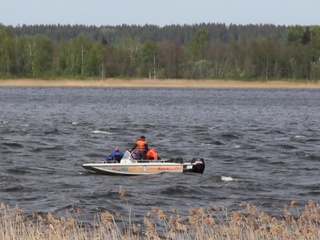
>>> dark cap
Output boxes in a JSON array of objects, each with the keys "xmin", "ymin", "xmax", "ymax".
[{"xmin": 140, "ymin": 135, "xmax": 145, "ymax": 139}]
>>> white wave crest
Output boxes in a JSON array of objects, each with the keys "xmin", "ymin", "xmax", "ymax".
[
  {"xmin": 294, "ymin": 135, "xmax": 304, "ymax": 139},
  {"xmin": 201, "ymin": 143, "xmax": 213, "ymax": 146},
  {"xmin": 221, "ymin": 176, "xmax": 236, "ymax": 182},
  {"xmin": 92, "ymin": 130, "xmax": 113, "ymax": 135}
]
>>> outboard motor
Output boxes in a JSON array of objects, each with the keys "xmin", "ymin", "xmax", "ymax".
[{"xmin": 191, "ymin": 158, "xmax": 205, "ymax": 174}]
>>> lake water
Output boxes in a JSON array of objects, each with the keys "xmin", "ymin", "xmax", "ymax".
[{"xmin": 1, "ymin": 87, "xmax": 320, "ymax": 223}]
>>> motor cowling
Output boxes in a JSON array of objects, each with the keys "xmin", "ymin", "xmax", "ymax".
[{"xmin": 191, "ymin": 158, "xmax": 205, "ymax": 174}]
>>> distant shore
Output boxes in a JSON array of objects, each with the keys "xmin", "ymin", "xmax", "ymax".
[{"xmin": 1, "ymin": 79, "xmax": 320, "ymax": 89}]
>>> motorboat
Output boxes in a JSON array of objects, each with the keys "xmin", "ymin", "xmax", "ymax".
[{"xmin": 82, "ymin": 151, "xmax": 205, "ymax": 176}]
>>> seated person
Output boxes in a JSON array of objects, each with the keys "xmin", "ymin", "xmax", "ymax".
[
  {"xmin": 130, "ymin": 136, "xmax": 148, "ymax": 160},
  {"xmin": 104, "ymin": 147, "xmax": 124, "ymax": 162},
  {"xmin": 146, "ymin": 148, "xmax": 160, "ymax": 160}
]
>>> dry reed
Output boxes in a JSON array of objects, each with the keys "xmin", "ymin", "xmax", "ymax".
[{"xmin": 1, "ymin": 196, "xmax": 320, "ymax": 239}]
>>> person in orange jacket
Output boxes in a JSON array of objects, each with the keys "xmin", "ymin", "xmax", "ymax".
[
  {"xmin": 130, "ymin": 136, "xmax": 148, "ymax": 160},
  {"xmin": 146, "ymin": 148, "xmax": 160, "ymax": 160}
]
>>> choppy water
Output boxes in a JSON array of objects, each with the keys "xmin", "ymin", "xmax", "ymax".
[{"xmin": 1, "ymin": 87, "xmax": 320, "ymax": 222}]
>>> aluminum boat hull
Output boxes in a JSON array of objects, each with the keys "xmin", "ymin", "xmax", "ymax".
[{"xmin": 82, "ymin": 157, "xmax": 205, "ymax": 176}]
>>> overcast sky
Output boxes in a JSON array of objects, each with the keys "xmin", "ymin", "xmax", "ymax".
[{"xmin": 1, "ymin": 0, "xmax": 319, "ymax": 27}]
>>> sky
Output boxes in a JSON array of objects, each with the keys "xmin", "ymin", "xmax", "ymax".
[{"xmin": 1, "ymin": 0, "xmax": 320, "ymax": 27}]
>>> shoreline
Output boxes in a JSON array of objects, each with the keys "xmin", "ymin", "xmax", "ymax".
[{"xmin": 1, "ymin": 79, "xmax": 320, "ymax": 89}]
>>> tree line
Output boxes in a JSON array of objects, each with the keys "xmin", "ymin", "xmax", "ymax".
[
  {"xmin": 9, "ymin": 23, "xmax": 287, "ymax": 45},
  {"xmin": 0, "ymin": 23, "xmax": 320, "ymax": 80}
]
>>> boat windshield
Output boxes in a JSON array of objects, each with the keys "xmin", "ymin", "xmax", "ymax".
[{"xmin": 122, "ymin": 150, "xmax": 133, "ymax": 160}]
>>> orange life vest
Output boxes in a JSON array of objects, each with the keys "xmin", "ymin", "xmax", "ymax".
[
  {"xmin": 136, "ymin": 138, "xmax": 147, "ymax": 151},
  {"xmin": 147, "ymin": 148, "xmax": 159, "ymax": 160}
]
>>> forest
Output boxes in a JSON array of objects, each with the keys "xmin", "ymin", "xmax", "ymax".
[{"xmin": 0, "ymin": 23, "xmax": 320, "ymax": 80}]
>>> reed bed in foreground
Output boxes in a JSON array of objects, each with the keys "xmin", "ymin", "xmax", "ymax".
[{"xmin": 1, "ymin": 197, "xmax": 320, "ymax": 239}]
